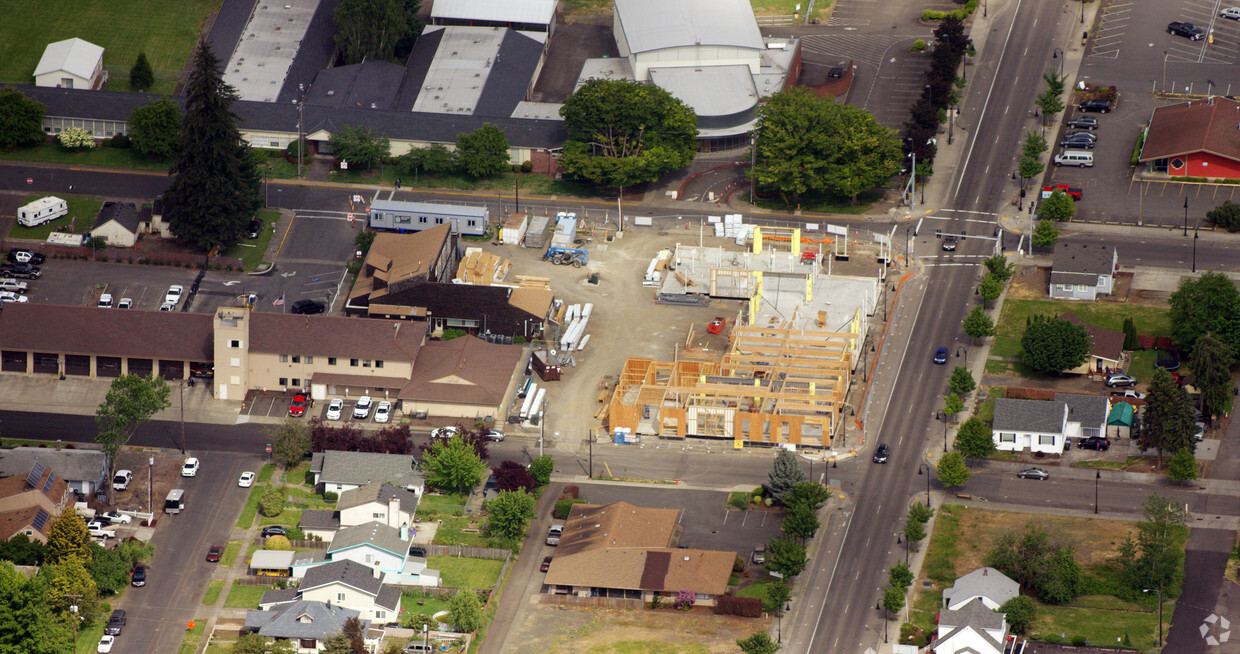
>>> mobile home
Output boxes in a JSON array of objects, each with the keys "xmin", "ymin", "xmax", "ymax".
[
  {"xmin": 18, "ymin": 197, "xmax": 68, "ymax": 227},
  {"xmin": 367, "ymin": 200, "xmax": 488, "ymax": 236}
]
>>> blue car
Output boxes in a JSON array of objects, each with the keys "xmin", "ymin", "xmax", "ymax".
[{"xmin": 934, "ymin": 347, "xmax": 948, "ymax": 364}]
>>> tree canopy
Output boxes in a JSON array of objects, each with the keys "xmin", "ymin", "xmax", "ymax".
[
  {"xmin": 754, "ymin": 87, "xmax": 901, "ymax": 205},
  {"xmin": 128, "ymin": 98, "xmax": 181, "ymax": 160},
  {"xmin": 45, "ymin": 510, "xmax": 90, "ymax": 565},
  {"xmin": 484, "ymin": 489, "xmax": 536, "ymax": 543},
  {"xmin": 448, "ymin": 590, "xmax": 483, "ymax": 633},
  {"xmin": 1116, "ymin": 493, "xmax": 1186, "ymax": 595},
  {"xmin": 984, "ymin": 521, "xmax": 1081, "ymax": 604},
  {"xmin": 1020, "ymin": 316, "xmax": 1090, "ymax": 374},
  {"xmin": 329, "ymin": 125, "xmax": 390, "ymax": 170},
  {"xmin": 0, "ymin": 561, "xmax": 75, "ymax": 654},
  {"xmin": 1207, "ymin": 200, "xmax": 1240, "ymax": 232},
  {"xmin": 95, "ymin": 374, "xmax": 171, "ymax": 490},
  {"xmin": 962, "ymin": 305, "xmax": 996, "ymax": 341},
  {"xmin": 165, "ymin": 43, "xmax": 261, "ymax": 249},
  {"xmin": 420, "ymin": 434, "xmax": 487, "ymax": 493},
  {"xmin": 455, "ymin": 123, "xmax": 510, "ymax": 178},
  {"xmin": 528, "ymin": 454, "xmax": 554, "ymax": 487},
  {"xmin": 936, "ymin": 451, "xmax": 971, "ymax": 488},
  {"xmin": 1032, "ymin": 218, "xmax": 1060, "ymax": 248},
  {"xmin": 1169, "ymin": 271, "xmax": 1240, "ymax": 362},
  {"xmin": 1189, "ymin": 333, "xmax": 1234, "ymax": 420},
  {"xmin": 767, "ymin": 448, "xmax": 807, "ymax": 504},
  {"xmin": 334, "ymin": 0, "xmax": 410, "ymax": 64},
  {"xmin": 271, "ymin": 418, "xmax": 311, "ymax": 469},
  {"xmin": 954, "ymin": 416, "xmax": 996, "ymax": 458},
  {"xmin": 558, "ymin": 79, "xmax": 698, "ymax": 189},
  {"xmin": 0, "ymin": 87, "xmax": 45, "ymax": 149},
  {"xmin": 1040, "ymin": 189, "xmax": 1076, "ymax": 222},
  {"xmin": 1138, "ymin": 369, "xmax": 1197, "ymax": 467},
  {"xmin": 948, "ymin": 366, "xmax": 975, "ymax": 395},
  {"xmin": 763, "ymin": 534, "xmax": 807, "ymax": 578}
]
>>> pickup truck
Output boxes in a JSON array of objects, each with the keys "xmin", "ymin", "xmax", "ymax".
[
  {"xmin": 87, "ymin": 522, "xmax": 116, "ymax": 539},
  {"xmin": 1041, "ymin": 184, "xmax": 1083, "ymax": 201},
  {"xmin": 0, "ymin": 279, "xmax": 29, "ymax": 293},
  {"xmin": 0, "ymin": 263, "xmax": 42, "ymax": 280}
]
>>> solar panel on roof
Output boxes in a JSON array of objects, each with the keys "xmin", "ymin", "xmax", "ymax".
[
  {"xmin": 42, "ymin": 471, "xmax": 57, "ymax": 494},
  {"xmin": 31, "ymin": 508, "xmax": 49, "ymax": 531},
  {"xmin": 25, "ymin": 462, "xmax": 45, "ymax": 489}
]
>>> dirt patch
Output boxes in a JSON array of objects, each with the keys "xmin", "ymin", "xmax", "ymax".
[
  {"xmin": 509, "ymin": 603, "xmax": 771, "ymax": 654},
  {"xmin": 1007, "ymin": 266, "xmax": 1049, "ymax": 300},
  {"xmin": 942, "ymin": 505, "xmax": 1135, "ymax": 576}
]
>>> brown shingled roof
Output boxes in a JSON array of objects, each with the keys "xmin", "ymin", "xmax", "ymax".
[
  {"xmin": 0, "ymin": 304, "xmax": 213, "ymax": 360},
  {"xmin": 249, "ymin": 313, "xmax": 427, "ymax": 362},
  {"xmin": 398, "ymin": 335, "xmax": 521, "ymax": 405},
  {"xmin": 1139, "ymin": 97, "xmax": 1240, "ymax": 163},
  {"xmin": 1060, "ymin": 313, "xmax": 1125, "ymax": 362},
  {"xmin": 0, "ymin": 506, "xmax": 44, "ymax": 542}
]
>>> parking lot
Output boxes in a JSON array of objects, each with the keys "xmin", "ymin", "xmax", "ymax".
[{"xmin": 20, "ymin": 259, "xmax": 199, "ymax": 309}]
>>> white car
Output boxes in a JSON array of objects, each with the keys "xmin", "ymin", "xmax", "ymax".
[
  {"xmin": 325, "ymin": 399, "xmax": 344, "ymax": 421},
  {"xmin": 100, "ymin": 511, "xmax": 132, "ymax": 524},
  {"xmin": 159, "ymin": 302, "xmax": 176, "ymax": 311},
  {"xmin": 112, "ymin": 469, "xmax": 133, "ymax": 491},
  {"xmin": 0, "ymin": 291, "xmax": 29, "ymax": 303},
  {"xmin": 87, "ymin": 523, "xmax": 115, "ymax": 538},
  {"xmin": 238, "ymin": 471, "xmax": 255, "ymax": 487},
  {"xmin": 98, "ymin": 293, "xmax": 113, "ymax": 308},
  {"xmin": 165, "ymin": 285, "xmax": 183, "ymax": 306},
  {"xmin": 374, "ymin": 401, "xmax": 392, "ymax": 423},
  {"xmin": 117, "ymin": 297, "xmax": 133, "ymax": 309},
  {"xmin": 181, "ymin": 457, "xmax": 200, "ymax": 477},
  {"xmin": 431, "ymin": 426, "xmax": 460, "ymax": 439},
  {"xmin": 97, "ymin": 635, "xmax": 115, "ymax": 653},
  {"xmin": 1222, "ymin": 6, "xmax": 1240, "ymax": 19},
  {"xmin": 353, "ymin": 395, "xmax": 373, "ymax": 419}
]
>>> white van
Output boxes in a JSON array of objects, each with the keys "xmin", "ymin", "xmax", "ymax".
[
  {"xmin": 1054, "ymin": 150, "xmax": 1094, "ymax": 167},
  {"xmin": 17, "ymin": 196, "xmax": 69, "ymax": 227}
]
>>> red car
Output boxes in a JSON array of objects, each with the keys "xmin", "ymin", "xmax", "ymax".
[
  {"xmin": 288, "ymin": 394, "xmax": 308, "ymax": 417},
  {"xmin": 540, "ymin": 556, "xmax": 552, "ymax": 572},
  {"xmin": 206, "ymin": 545, "xmax": 222, "ymax": 563}
]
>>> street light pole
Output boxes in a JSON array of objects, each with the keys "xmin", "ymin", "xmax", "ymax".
[
  {"xmin": 1184, "ymin": 197, "xmax": 1189, "ymax": 236},
  {"xmin": 936, "ymin": 410, "xmax": 948, "ymax": 452},
  {"xmin": 1094, "ymin": 470, "xmax": 1100, "ymax": 514},
  {"xmin": 148, "ymin": 457, "xmax": 154, "ymax": 514},
  {"xmin": 1144, "ymin": 584, "xmax": 1164, "ymax": 647},
  {"xmin": 1053, "ymin": 48, "xmax": 1064, "ymax": 78},
  {"xmin": 1193, "ymin": 221, "xmax": 1199, "ymax": 272},
  {"xmin": 1080, "ymin": 0, "xmax": 1085, "ymax": 24},
  {"xmin": 917, "ymin": 463, "xmax": 932, "ymax": 506},
  {"xmin": 296, "ymin": 83, "xmax": 305, "ymax": 180}
]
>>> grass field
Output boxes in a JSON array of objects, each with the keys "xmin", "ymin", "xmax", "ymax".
[
  {"xmin": 400, "ymin": 590, "xmax": 452, "ymax": 618},
  {"xmin": 430, "ymin": 514, "xmax": 492, "ymax": 547},
  {"xmin": 990, "ymin": 299, "xmax": 1171, "ymax": 360},
  {"xmin": 428, "ymin": 556, "xmax": 504, "ymax": 590},
  {"xmin": 9, "ymin": 195, "xmax": 104, "ymax": 241},
  {"xmin": 0, "ymin": 0, "xmax": 220, "ymax": 90},
  {"xmin": 221, "ymin": 208, "xmax": 279, "ymax": 271},
  {"xmin": 235, "ymin": 484, "xmax": 265, "ymax": 529},
  {"xmin": 0, "ymin": 143, "xmax": 170, "ymax": 171},
  {"xmin": 224, "ymin": 583, "xmax": 274, "ymax": 609},
  {"xmin": 73, "ymin": 621, "xmax": 106, "ymax": 654},
  {"xmin": 417, "ymin": 492, "xmax": 469, "ymax": 517},
  {"xmin": 175, "ymin": 617, "xmax": 207, "ymax": 654},
  {"xmin": 201, "ymin": 579, "xmax": 224, "ymax": 606}
]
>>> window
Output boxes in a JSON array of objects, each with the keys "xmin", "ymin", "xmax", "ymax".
[
  {"xmin": 373, "ymin": 512, "xmax": 385, "ymax": 519},
  {"xmin": 328, "ymin": 357, "xmax": 336, "ymax": 365},
  {"xmin": 467, "ymin": 220, "xmax": 477, "ymax": 227},
  {"xmin": 376, "ymin": 360, "xmax": 384, "ymax": 369},
  {"xmin": 419, "ymin": 216, "xmax": 428, "ymax": 224},
  {"xmin": 305, "ymin": 356, "xmax": 313, "ymax": 364},
  {"xmin": 999, "ymin": 433, "xmax": 1016, "ymax": 443},
  {"xmin": 230, "ymin": 358, "xmax": 241, "ymax": 367},
  {"xmin": 375, "ymin": 610, "xmax": 385, "ymax": 620},
  {"xmin": 279, "ymin": 377, "xmax": 288, "ymax": 386},
  {"xmin": 350, "ymin": 359, "xmax": 359, "ymax": 367},
  {"xmin": 292, "ymin": 355, "xmax": 300, "ymax": 363},
  {"xmin": 300, "ymin": 639, "xmax": 316, "ymax": 648},
  {"xmin": 336, "ymin": 592, "xmax": 346, "ymax": 602},
  {"xmin": 61, "ymin": 78, "xmax": 73, "ymax": 88},
  {"xmin": 279, "ymin": 354, "xmax": 288, "ymax": 363},
  {"xmin": 229, "ymin": 340, "xmax": 241, "ymax": 348},
  {"xmin": 362, "ymin": 360, "xmax": 371, "ymax": 367},
  {"xmin": 291, "ymin": 378, "xmax": 300, "ymax": 387},
  {"xmin": 1076, "ymin": 285, "xmax": 1090, "ymax": 292},
  {"xmin": 1038, "ymin": 434, "xmax": 1056, "ymax": 445}
]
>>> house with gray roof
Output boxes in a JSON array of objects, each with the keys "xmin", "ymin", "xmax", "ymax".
[
  {"xmin": 925, "ymin": 597, "xmax": 1008, "ymax": 654},
  {"xmin": 316, "ymin": 521, "xmax": 439, "ymax": 587},
  {"xmin": 34, "ymin": 38, "xmax": 106, "ymax": 90},
  {"xmin": 1050, "ymin": 243, "xmax": 1118, "ymax": 301},
  {"xmin": 90, "ymin": 201, "xmax": 145, "ymax": 247},
  {"xmin": 943, "ymin": 566, "xmax": 1018, "ymax": 611},
  {"xmin": 338, "ymin": 482, "xmax": 419, "ymax": 528},
  {"xmin": 992, "ymin": 393, "xmax": 1111, "ymax": 454},
  {"xmin": 310, "ymin": 451, "xmax": 424, "ymax": 495},
  {"xmin": 0, "ymin": 447, "xmax": 107, "ymax": 497},
  {"xmin": 260, "ymin": 559, "xmax": 400, "ymax": 624},
  {"xmin": 244, "ymin": 600, "xmax": 375, "ymax": 652}
]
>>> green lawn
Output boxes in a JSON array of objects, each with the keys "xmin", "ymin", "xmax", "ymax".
[
  {"xmin": 201, "ymin": 579, "xmax": 224, "ymax": 605},
  {"xmin": 8, "ymin": 195, "xmax": 104, "ymax": 241},
  {"xmin": 400, "ymin": 590, "xmax": 453, "ymax": 618},
  {"xmin": 175, "ymin": 617, "xmax": 207, "ymax": 654},
  {"xmin": 236, "ymin": 485, "xmax": 266, "ymax": 529},
  {"xmin": 736, "ymin": 580, "xmax": 785, "ymax": 611},
  {"xmin": 0, "ymin": 143, "xmax": 171, "ymax": 171},
  {"xmin": 220, "ymin": 208, "xmax": 279, "ymax": 271},
  {"xmin": 430, "ymin": 514, "xmax": 492, "ymax": 547},
  {"xmin": 991, "ymin": 299, "xmax": 1171, "ymax": 362},
  {"xmin": 0, "ymin": 0, "xmax": 219, "ymax": 88},
  {"xmin": 1030, "ymin": 601, "xmax": 1169, "ymax": 649},
  {"xmin": 224, "ymin": 583, "xmax": 274, "ymax": 609},
  {"xmin": 417, "ymin": 492, "xmax": 469, "ymax": 517},
  {"xmin": 428, "ymin": 556, "xmax": 504, "ymax": 590},
  {"xmin": 73, "ymin": 620, "xmax": 106, "ymax": 654},
  {"xmin": 256, "ymin": 463, "xmax": 276, "ymax": 484},
  {"xmin": 220, "ymin": 541, "xmax": 241, "ymax": 567}
]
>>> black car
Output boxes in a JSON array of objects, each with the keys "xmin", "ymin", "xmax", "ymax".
[
  {"xmin": 409, "ymin": 546, "xmax": 427, "ymax": 558},
  {"xmin": 1059, "ymin": 135, "xmax": 1096, "ymax": 149},
  {"xmin": 1079, "ymin": 100, "xmax": 1112, "ymax": 113},
  {"xmin": 1078, "ymin": 436, "xmax": 1110, "ymax": 451},
  {"xmin": 131, "ymin": 565, "xmax": 146, "ymax": 587},
  {"xmin": 105, "ymin": 609, "xmax": 126, "ymax": 635},
  {"xmin": 872, "ymin": 443, "xmax": 890, "ymax": 464},
  {"xmin": 247, "ymin": 219, "xmax": 263, "ymax": 239},
  {"xmin": 941, "ymin": 236, "xmax": 958, "ymax": 251},
  {"xmin": 1066, "ymin": 116, "xmax": 1099, "ymax": 130},
  {"xmin": 1064, "ymin": 130, "xmax": 1097, "ymax": 142},
  {"xmin": 1168, "ymin": 21, "xmax": 1206, "ymax": 40},
  {"xmin": 261, "ymin": 525, "xmax": 288, "ymax": 538},
  {"xmin": 290, "ymin": 299, "xmax": 326, "ymax": 315}
]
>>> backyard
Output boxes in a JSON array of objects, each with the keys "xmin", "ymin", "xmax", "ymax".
[
  {"xmin": 7, "ymin": 195, "xmax": 105, "ymax": 242},
  {"xmin": 990, "ymin": 299, "xmax": 1172, "ymax": 361},
  {"xmin": 905, "ymin": 504, "xmax": 1174, "ymax": 650},
  {"xmin": 0, "ymin": 0, "xmax": 220, "ymax": 92}
]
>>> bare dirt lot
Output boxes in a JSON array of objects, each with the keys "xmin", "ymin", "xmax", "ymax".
[{"xmin": 507, "ymin": 603, "xmax": 771, "ymax": 654}]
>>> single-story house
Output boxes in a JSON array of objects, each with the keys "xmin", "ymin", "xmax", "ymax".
[
  {"xmin": 244, "ymin": 600, "xmax": 375, "ymax": 653},
  {"xmin": 1060, "ymin": 313, "xmax": 1126, "ymax": 375},
  {"xmin": 1138, "ymin": 96, "xmax": 1240, "ymax": 180},
  {"xmin": 942, "ymin": 566, "xmax": 1018, "ymax": 611},
  {"xmin": 0, "ymin": 447, "xmax": 108, "ymax": 498},
  {"xmin": 89, "ymin": 201, "xmax": 145, "ymax": 248},
  {"xmin": 1049, "ymin": 243, "xmax": 1117, "ymax": 301},
  {"xmin": 309, "ymin": 452, "xmax": 423, "ymax": 496},
  {"xmin": 543, "ymin": 501, "xmax": 734, "ymax": 605},
  {"xmin": 0, "ymin": 462, "xmax": 71, "ymax": 519},
  {"xmin": 260, "ymin": 559, "xmax": 400, "ymax": 625},
  {"xmin": 991, "ymin": 393, "xmax": 1109, "ymax": 453},
  {"xmin": 34, "ymin": 38, "xmax": 107, "ymax": 90}
]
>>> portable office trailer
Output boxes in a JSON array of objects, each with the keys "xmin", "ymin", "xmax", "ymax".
[
  {"xmin": 18, "ymin": 196, "xmax": 68, "ymax": 227},
  {"xmin": 367, "ymin": 200, "xmax": 488, "ymax": 236}
]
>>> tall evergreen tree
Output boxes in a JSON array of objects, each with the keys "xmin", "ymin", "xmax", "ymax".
[
  {"xmin": 130, "ymin": 52, "xmax": 155, "ymax": 91},
  {"xmin": 1188, "ymin": 332, "xmax": 1234, "ymax": 420},
  {"xmin": 164, "ymin": 42, "xmax": 261, "ymax": 250},
  {"xmin": 1138, "ymin": 369, "xmax": 1197, "ymax": 467},
  {"xmin": 767, "ymin": 449, "xmax": 807, "ymax": 503}
]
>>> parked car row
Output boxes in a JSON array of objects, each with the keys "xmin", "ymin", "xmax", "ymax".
[
  {"xmin": 0, "ymin": 250, "xmax": 43, "ymax": 304},
  {"xmin": 1055, "ymin": 104, "xmax": 1109, "ymax": 168}
]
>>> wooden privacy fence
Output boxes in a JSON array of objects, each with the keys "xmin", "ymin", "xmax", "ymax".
[{"xmin": 1, "ymin": 239, "xmax": 244, "ymax": 270}]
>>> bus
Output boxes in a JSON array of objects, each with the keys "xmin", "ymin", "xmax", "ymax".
[{"xmin": 164, "ymin": 489, "xmax": 185, "ymax": 515}]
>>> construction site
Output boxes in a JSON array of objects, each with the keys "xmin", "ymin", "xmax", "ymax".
[{"xmin": 605, "ymin": 225, "xmax": 884, "ymax": 448}]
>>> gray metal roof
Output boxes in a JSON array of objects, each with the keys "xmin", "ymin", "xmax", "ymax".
[
  {"xmin": 300, "ymin": 559, "xmax": 384, "ymax": 597},
  {"xmin": 222, "ymin": 0, "xmax": 318, "ymax": 102},
  {"xmin": 338, "ymin": 482, "xmax": 420, "ymax": 514},
  {"xmin": 329, "ymin": 521, "xmax": 409, "ymax": 557},
  {"xmin": 259, "ymin": 587, "xmax": 299, "ymax": 608},
  {"xmin": 431, "ymin": 0, "xmax": 557, "ymax": 25},
  {"xmin": 991, "ymin": 398, "xmax": 1067, "ymax": 434},
  {"xmin": 614, "ymin": 0, "xmax": 763, "ymax": 54},
  {"xmin": 251, "ymin": 550, "xmax": 296, "ymax": 570},
  {"xmin": 318, "ymin": 451, "xmax": 422, "ymax": 489},
  {"xmin": 943, "ymin": 567, "xmax": 1018, "ymax": 610},
  {"xmin": 245, "ymin": 601, "xmax": 365, "ymax": 640},
  {"xmin": 1052, "ymin": 243, "xmax": 1115, "ymax": 276},
  {"xmin": 1054, "ymin": 393, "xmax": 1109, "ymax": 429},
  {"xmin": 410, "ymin": 26, "xmax": 543, "ymax": 117},
  {"xmin": 649, "ymin": 65, "xmax": 758, "ymax": 119},
  {"xmin": 34, "ymin": 38, "xmax": 103, "ymax": 79},
  {"xmin": 0, "ymin": 448, "xmax": 106, "ymax": 484}
]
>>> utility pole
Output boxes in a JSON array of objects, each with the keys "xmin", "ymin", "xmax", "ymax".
[
  {"xmin": 296, "ymin": 83, "xmax": 306, "ymax": 179},
  {"xmin": 588, "ymin": 431, "xmax": 594, "ymax": 478}
]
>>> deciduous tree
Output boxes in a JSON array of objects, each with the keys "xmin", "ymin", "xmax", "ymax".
[
  {"xmin": 1166, "ymin": 447, "xmax": 1199, "ymax": 483},
  {"xmin": 962, "ymin": 305, "xmax": 996, "ymax": 342},
  {"xmin": 936, "ymin": 451, "xmax": 971, "ymax": 488},
  {"xmin": 1020, "ymin": 316, "xmax": 1090, "ymax": 374},
  {"xmin": 1208, "ymin": 200, "xmax": 1240, "ymax": 232},
  {"xmin": 0, "ymin": 561, "xmax": 74, "ymax": 654},
  {"xmin": 0, "ymin": 534, "xmax": 46, "ymax": 565},
  {"xmin": 785, "ymin": 481, "xmax": 830, "ymax": 512},
  {"xmin": 979, "ymin": 273, "xmax": 1003, "ymax": 307},
  {"xmin": 329, "ymin": 125, "xmax": 390, "ymax": 170},
  {"xmin": 1000, "ymin": 595, "xmax": 1037, "ymax": 634},
  {"xmin": 128, "ymin": 98, "xmax": 181, "ymax": 159},
  {"xmin": 954, "ymin": 416, "xmax": 995, "ymax": 458},
  {"xmin": 130, "ymin": 52, "xmax": 155, "ymax": 92},
  {"xmin": 455, "ymin": 123, "xmax": 509, "ymax": 178},
  {"xmin": 44, "ymin": 557, "xmax": 100, "ymax": 621},
  {"xmin": 948, "ymin": 366, "xmax": 976, "ymax": 395},
  {"xmin": 1040, "ymin": 189, "xmax": 1076, "ymax": 222},
  {"xmin": 764, "ymin": 534, "xmax": 808, "ymax": 578},
  {"xmin": 908, "ymin": 502, "xmax": 934, "ymax": 524},
  {"xmin": 271, "ymin": 418, "xmax": 311, "ymax": 469},
  {"xmin": 943, "ymin": 393, "xmax": 963, "ymax": 418},
  {"xmin": 1032, "ymin": 218, "xmax": 1060, "ymax": 248},
  {"xmin": 448, "ymin": 589, "xmax": 483, "ymax": 632},
  {"xmin": 95, "ymin": 374, "xmax": 171, "ymax": 494},
  {"xmin": 419, "ymin": 435, "xmax": 487, "ymax": 493},
  {"xmin": 1116, "ymin": 493, "xmax": 1187, "ymax": 594},
  {"xmin": 984, "ymin": 521, "xmax": 1081, "ymax": 604},
  {"xmin": 737, "ymin": 633, "xmax": 779, "ymax": 654},
  {"xmin": 984, "ymin": 254, "xmax": 1014, "ymax": 282},
  {"xmin": 165, "ymin": 43, "xmax": 261, "ymax": 249},
  {"xmin": 882, "ymin": 584, "xmax": 906, "ymax": 615},
  {"xmin": 559, "ymin": 79, "xmax": 697, "ymax": 189},
  {"xmin": 1169, "ymin": 272, "xmax": 1240, "ymax": 362},
  {"xmin": 888, "ymin": 561, "xmax": 914, "ymax": 590},
  {"xmin": 0, "ymin": 87, "xmax": 45, "ymax": 149},
  {"xmin": 45, "ymin": 509, "xmax": 90, "ymax": 565},
  {"xmin": 334, "ymin": 0, "xmax": 409, "ymax": 64},
  {"xmin": 491, "ymin": 461, "xmax": 536, "ymax": 494},
  {"xmin": 782, "ymin": 503, "xmax": 820, "ymax": 542},
  {"xmin": 903, "ymin": 518, "xmax": 926, "ymax": 548},
  {"xmin": 528, "ymin": 454, "xmax": 554, "ymax": 487},
  {"xmin": 767, "ymin": 448, "xmax": 807, "ymax": 504}
]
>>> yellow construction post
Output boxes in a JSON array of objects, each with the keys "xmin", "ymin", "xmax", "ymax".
[
  {"xmin": 753, "ymin": 227, "xmax": 763, "ymax": 254},
  {"xmin": 791, "ymin": 228, "xmax": 801, "ymax": 258}
]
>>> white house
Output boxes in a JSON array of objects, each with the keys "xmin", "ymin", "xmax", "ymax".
[
  {"xmin": 319, "ymin": 521, "xmax": 440, "ymax": 586},
  {"xmin": 925, "ymin": 567, "xmax": 1019, "ymax": 654},
  {"xmin": 1049, "ymin": 243, "xmax": 1118, "ymax": 301},
  {"xmin": 299, "ymin": 482, "xmax": 420, "ymax": 544},
  {"xmin": 942, "ymin": 567, "xmax": 1018, "ymax": 611},
  {"xmin": 992, "ymin": 394, "xmax": 1110, "ymax": 453},
  {"xmin": 260, "ymin": 559, "xmax": 400, "ymax": 625},
  {"xmin": 34, "ymin": 38, "xmax": 107, "ymax": 90},
  {"xmin": 310, "ymin": 451, "xmax": 424, "ymax": 495},
  {"xmin": 89, "ymin": 201, "xmax": 144, "ymax": 247}
]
